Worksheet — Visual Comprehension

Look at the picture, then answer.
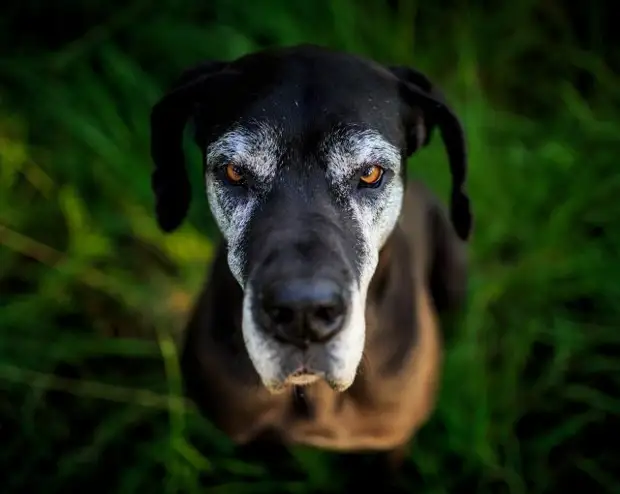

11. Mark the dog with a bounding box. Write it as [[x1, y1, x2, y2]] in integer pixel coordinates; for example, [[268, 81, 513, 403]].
[[149, 44, 472, 479]]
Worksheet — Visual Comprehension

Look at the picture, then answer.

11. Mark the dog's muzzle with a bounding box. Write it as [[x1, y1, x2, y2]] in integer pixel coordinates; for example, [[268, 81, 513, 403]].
[[240, 188, 365, 392], [241, 219, 362, 391]]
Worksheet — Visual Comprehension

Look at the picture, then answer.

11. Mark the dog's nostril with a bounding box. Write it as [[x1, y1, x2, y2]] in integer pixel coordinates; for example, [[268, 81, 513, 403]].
[[313, 304, 343, 324], [269, 307, 295, 325]]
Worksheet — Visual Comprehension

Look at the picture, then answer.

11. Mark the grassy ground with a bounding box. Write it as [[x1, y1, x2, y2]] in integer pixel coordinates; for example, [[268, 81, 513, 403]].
[[1, 1, 619, 493]]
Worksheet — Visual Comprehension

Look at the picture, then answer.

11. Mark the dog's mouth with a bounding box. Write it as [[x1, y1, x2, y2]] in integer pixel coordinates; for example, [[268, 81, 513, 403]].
[[284, 366, 351, 393], [263, 367, 327, 395], [285, 367, 322, 386]]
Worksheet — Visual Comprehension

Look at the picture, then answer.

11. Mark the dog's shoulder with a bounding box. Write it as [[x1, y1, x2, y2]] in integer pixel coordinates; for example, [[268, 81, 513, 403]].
[[400, 179, 469, 313], [398, 179, 444, 266], [401, 179, 447, 222]]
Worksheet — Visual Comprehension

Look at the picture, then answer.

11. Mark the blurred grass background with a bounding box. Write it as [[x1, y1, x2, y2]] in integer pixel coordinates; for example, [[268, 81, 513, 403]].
[[1, 0, 619, 492]]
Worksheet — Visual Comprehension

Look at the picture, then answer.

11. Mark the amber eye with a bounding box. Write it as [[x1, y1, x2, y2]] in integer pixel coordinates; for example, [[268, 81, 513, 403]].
[[359, 165, 384, 186], [225, 163, 244, 184]]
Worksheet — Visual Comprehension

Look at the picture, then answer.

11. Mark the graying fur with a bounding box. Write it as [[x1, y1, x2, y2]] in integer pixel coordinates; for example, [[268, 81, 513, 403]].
[[205, 123, 405, 392]]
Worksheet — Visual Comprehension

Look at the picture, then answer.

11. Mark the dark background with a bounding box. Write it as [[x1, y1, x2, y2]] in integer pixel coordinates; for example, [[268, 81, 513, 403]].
[[1, 1, 619, 492]]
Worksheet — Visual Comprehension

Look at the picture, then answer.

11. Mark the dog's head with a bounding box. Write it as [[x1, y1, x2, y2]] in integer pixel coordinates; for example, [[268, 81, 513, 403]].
[[150, 45, 471, 393]]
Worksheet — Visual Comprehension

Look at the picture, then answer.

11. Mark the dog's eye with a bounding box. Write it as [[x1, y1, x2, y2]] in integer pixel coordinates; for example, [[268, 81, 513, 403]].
[[359, 165, 384, 187], [225, 163, 244, 185]]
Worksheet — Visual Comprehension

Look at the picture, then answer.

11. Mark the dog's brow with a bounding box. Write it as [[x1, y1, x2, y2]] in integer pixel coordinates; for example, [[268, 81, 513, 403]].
[[323, 128, 401, 181], [206, 123, 282, 181]]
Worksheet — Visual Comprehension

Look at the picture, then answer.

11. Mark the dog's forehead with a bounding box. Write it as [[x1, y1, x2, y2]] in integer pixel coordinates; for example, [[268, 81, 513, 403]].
[[205, 48, 405, 178], [226, 46, 405, 140]]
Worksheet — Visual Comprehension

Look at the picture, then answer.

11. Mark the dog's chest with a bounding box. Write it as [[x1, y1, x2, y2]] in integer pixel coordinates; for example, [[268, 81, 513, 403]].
[[266, 382, 412, 451]]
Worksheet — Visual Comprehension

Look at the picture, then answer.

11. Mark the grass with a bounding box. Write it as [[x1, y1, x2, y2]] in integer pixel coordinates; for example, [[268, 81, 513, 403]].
[[1, 0, 619, 492]]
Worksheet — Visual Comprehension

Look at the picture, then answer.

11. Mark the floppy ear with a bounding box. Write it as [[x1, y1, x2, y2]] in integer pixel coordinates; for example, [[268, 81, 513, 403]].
[[388, 65, 473, 242], [149, 60, 232, 232]]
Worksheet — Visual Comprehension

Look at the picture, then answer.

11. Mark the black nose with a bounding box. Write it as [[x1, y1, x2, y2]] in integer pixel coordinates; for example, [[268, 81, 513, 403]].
[[259, 278, 347, 348]]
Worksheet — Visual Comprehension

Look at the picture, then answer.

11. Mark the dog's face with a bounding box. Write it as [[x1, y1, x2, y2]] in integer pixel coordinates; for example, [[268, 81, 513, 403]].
[[207, 121, 404, 393], [150, 45, 471, 393]]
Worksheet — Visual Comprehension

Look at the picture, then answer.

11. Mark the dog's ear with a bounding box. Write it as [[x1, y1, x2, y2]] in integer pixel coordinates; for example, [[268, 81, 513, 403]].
[[150, 60, 234, 232], [389, 65, 472, 242]]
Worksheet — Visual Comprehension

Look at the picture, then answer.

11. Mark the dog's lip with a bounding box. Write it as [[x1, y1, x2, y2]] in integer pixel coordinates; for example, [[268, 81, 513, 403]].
[[285, 367, 323, 386]]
